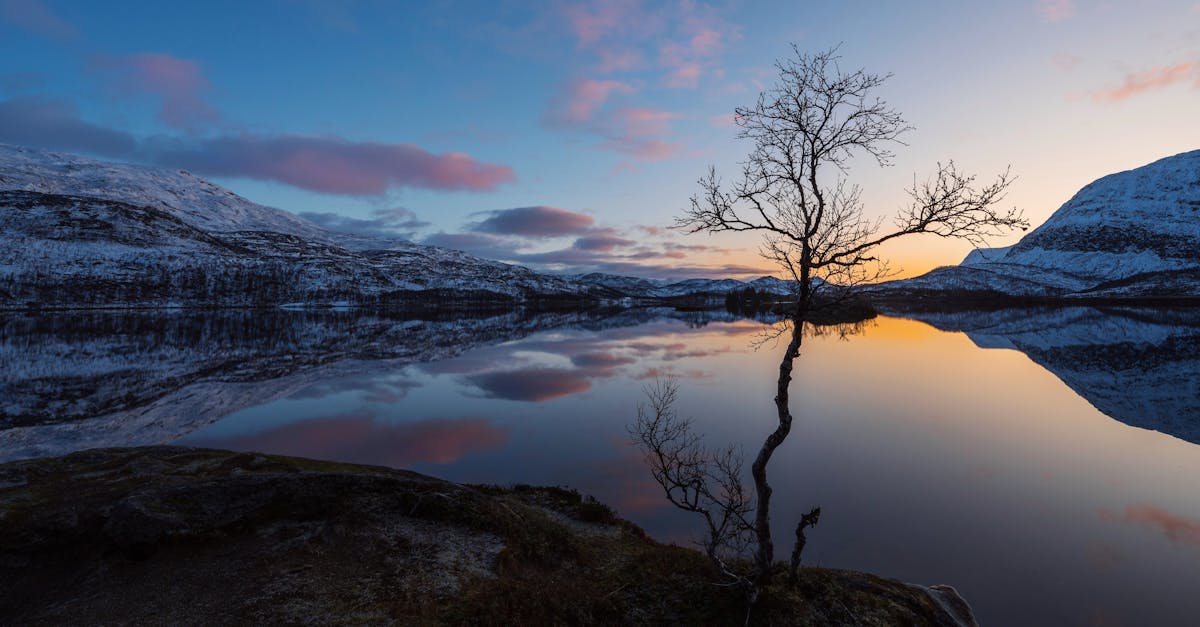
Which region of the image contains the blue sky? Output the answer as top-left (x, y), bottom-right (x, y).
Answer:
top-left (1, 0), bottom-right (1198, 278)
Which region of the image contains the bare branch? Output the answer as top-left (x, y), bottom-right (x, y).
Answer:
top-left (677, 44), bottom-right (1025, 312)
top-left (630, 378), bottom-right (757, 589)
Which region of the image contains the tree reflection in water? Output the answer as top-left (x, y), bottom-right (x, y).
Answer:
top-left (632, 315), bottom-right (870, 606)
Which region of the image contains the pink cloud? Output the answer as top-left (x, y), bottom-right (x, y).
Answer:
top-left (1036, 0), bottom-right (1074, 22)
top-left (688, 28), bottom-right (722, 55)
top-left (92, 53), bottom-right (219, 131)
top-left (1102, 504), bottom-right (1200, 546)
top-left (708, 113), bottom-right (737, 128)
top-left (598, 107), bottom-right (683, 160)
top-left (0, 0), bottom-right (76, 40)
top-left (610, 161), bottom-right (638, 176)
top-left (563, 1), bottom-right (630, 47)
top-left (601, 137), bottom-right (679, 160)
top-left (617, 107), bottom-right (681, 137)
top-left (1091, 61), bottom-right (1198, 103)
top-left (546, 78), bottom-right (636, 126)
top-left (1051, 51), bottom-right (1081, 72)
top-left (545, 2), bottom-right (735, 157)
top-left (597, 48), bottom-right (643, 73)
top-left (190, 414), bottom-right (510, 468)
top-left (153, 134), bottom-right (516, 194)
top-left (573, 233), bottom-right (635, 252)
top-left (664, 63), bottom-right (703, 88)
top-left (656, 18), bottom-right (729, 89)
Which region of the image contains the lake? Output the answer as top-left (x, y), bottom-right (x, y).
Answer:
top-left (2, 306), bottom-right (1198, 626)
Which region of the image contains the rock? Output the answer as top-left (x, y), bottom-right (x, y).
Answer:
top-left (0, 446), bottom-right (977, 625)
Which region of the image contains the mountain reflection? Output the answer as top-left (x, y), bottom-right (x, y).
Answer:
top-left (893, 307), bottom-right (1200, 444)
top-left (0, 307), bottom-right (757, 461)
top-left (4, 305), bottom-right (1199, 464)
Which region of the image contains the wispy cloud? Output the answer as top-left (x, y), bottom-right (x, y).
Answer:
top-left (544, 1), bottom-right (736, 160)
top-left (1051, 51), bottom-right (1081, 72)
top-left (563, 0), bottom-right (640, 47)
top-left (0, 0), bottom-right (76, 40)
top-left (1091, 61), bottom-right (1198, 103)
top-left (91, 53), bottom-right (220, 131)
top-left (573, 232), bottom-right (635, 252)
top-left (544, 78), bottom-right (636, 126)
top-left (1036, 0), bottom-right (1075, 23)
top-left (599, 106), bottom-right (682, 159)
top-left (657, 25), bottom-right (726, 89)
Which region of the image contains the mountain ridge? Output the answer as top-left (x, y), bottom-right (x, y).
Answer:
top-left (874, 150), bottom-right (1200, 300)
top-left (0, 144), bottom-right (799, 309)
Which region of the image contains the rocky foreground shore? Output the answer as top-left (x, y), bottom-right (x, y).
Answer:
top-left (0, 446), bottom-right (975, 625)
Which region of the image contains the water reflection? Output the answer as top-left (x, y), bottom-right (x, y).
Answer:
top-left (895, 306), bottom-right (1200, 443)
top-left (467, 368), bottom-right (595, 402)
top-left (2, 306), bottom-right (1199, 625)
top-left (0, 308), bottom-right (750, 460)
top-left (188, 414), bottom-right (510, 468)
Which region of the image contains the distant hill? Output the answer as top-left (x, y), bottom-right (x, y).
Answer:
top-left (874, 150), bottom-right (1200, 300)
top-left (0, 144), bottom-right (798, 310)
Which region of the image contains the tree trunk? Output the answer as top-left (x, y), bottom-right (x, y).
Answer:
top-left (749, 266), bottom-right (811, 584)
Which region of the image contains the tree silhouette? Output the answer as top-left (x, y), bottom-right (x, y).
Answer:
top-left (636, 44), bottom-right (1028, 611)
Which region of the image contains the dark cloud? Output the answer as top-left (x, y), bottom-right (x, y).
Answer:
top-left (298, 207), bottom-right (430, 240)
top-left (0, 96), bottom-right (517, 196)
top-left (467, 367), bottom-right (592, 402)
top-left (570, 351), bottom-right (636, 372)
top-left (0, 97), bottom-right (137, 156)
top-left (573, 233), bottom-right (635, 251)
top-left (421, 231), bottom-right (520, 261)
top-left (471, 205), bottom-right (594, 236)
top-left (421, 220), bottom-right (775, 279)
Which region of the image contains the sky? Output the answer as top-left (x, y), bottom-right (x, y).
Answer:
top-left (1, 0), bottom-right (1198, 280)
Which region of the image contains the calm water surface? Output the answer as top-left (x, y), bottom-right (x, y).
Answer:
top-left (3, 307), bottom-right (1198, 626)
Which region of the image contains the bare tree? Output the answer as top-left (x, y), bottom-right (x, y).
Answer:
top-left (636, 44), bottom-right (1028, 608)
top-left (680, 44), bottom-right (1026, 307)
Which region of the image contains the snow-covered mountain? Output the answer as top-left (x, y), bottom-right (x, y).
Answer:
top-left (566, 272), bottom-right (802, 299)
top-left (0, 144), bottom-right (332, 240)
top-left (0, 144), bottom-right (804, 309)
top-left (893, 306), bottom-right (1200, 444)
top-left (874, 150), bottom-right (1200, 299)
